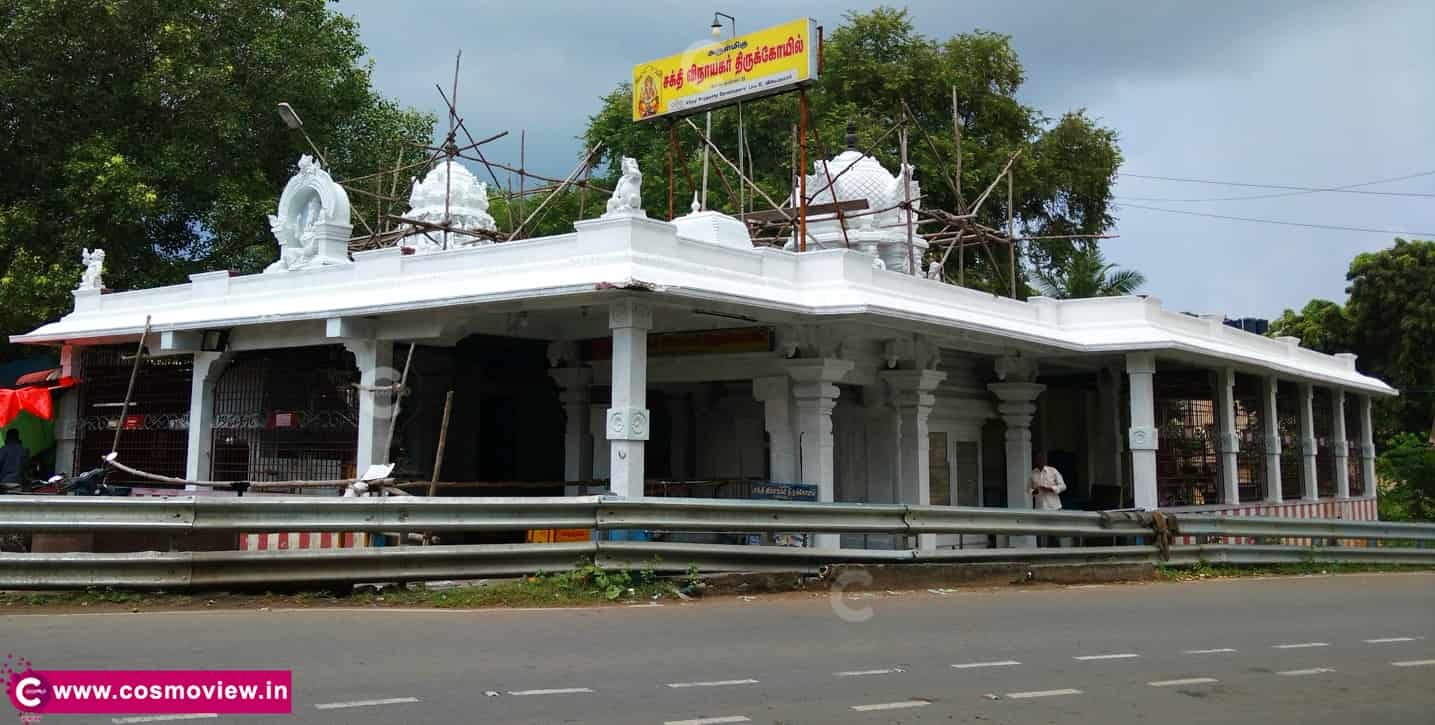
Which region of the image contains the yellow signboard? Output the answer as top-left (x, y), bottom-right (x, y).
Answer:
top-left (632, 17), bottom-right (819, 122)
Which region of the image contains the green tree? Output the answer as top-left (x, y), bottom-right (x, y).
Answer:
top-left (581, 7), bottom-right (1124, 296)
top-left (1031, 242), bottom-right (1145, 299)
top-left (1267, 299), bottom-right (1351, 354)
top-left (1376, 433), bottom-right (1435, 521)
top-left (1267, 238), bottom-right (1434, 444)
top-left (0, 0), bottom-right (433, 356)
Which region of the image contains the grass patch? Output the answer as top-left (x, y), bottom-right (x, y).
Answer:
top-left (1157, 559), bottom-right (1435, 581)
top-left (0, 588), bottom-right (156, 608)
top-left (369, 560), bottom-right (691, 608)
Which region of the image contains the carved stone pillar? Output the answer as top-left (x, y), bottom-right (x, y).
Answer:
top-left (787, 358), bottom-right (854, 549)
top-left (884, 369), bottom-right (947, 552)
top-left (1125, 352), bottom-right (1158, 510)
top-left (346, 340), bottom-right (394, 473)
top-left (1262, 376), bottom-right (1283, 503)
top-left (186, 351), bottom-right (233, 483)
top-left (1215, 367), bottom-right (1240, 505)
top-left (1331, 388), bottom-right (1350, 499)
top-left (753, 376), bottom-right (798, 485)
top-left (1358, 394), bottom-right (1377, 500)
top-left (589, 405), bottom-right (610, 482)
top-left (606, 301), bottom-right (652, 499)
top-left (549, 367), bottom-right (593, 494)
top-left (1298, 382), bottom-right (1318, 500)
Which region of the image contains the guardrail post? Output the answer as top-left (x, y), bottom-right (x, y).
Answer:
top-left (606, 301), bottom-right (652, 499)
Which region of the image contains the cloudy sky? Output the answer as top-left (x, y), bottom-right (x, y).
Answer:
top-left (336, 0), bottom-right (1434, 319)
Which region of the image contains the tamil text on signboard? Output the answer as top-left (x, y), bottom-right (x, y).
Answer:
top-left (632, 17), bottom-right (819, 122)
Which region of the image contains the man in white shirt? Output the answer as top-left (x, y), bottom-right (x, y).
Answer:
top-left (1029, 452), bottom-right (1066, 510)
top-left (1029, 452), bottom-right (1067, 547)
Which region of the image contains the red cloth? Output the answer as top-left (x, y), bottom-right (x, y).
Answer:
top-left (0, 387), bottom-right (54, 426)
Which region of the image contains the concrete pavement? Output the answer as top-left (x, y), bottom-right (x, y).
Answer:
top-left (1, 572), bottom-right (1431, 723)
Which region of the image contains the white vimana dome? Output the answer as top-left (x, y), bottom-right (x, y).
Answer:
top-left (403, 160), bottom-right (497, 252)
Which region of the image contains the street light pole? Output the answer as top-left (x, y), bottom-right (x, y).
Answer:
top-left (702, 12), bottom-right (736, 213)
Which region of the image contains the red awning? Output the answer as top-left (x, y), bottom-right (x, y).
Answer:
top-left (14, 368), bottom-right (60, 386)
top-left (0, 387), bottom-right (54, 426)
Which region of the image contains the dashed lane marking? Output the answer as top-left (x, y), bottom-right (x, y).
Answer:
top-left (1392, 660), bottom-right (1435, 667)
top-left (835, 668), bottom-right (903, 677)
top-left (314, 697), bottom-right (420, 710)
top-left (506, 688), bottom-right (594, 696)
top-left (1073, 653), bottom-right (1141, 661)
top-left (1149, 678), bottom-right (1219, 687)
top-left (952, 660), bottom-right (1022, 669)
top-left (1365, 637), bottom-right (1417, 643)
top-left (1277, 668), bottom-right (1336, 676)
top-left (664, 717), bottom-right (752, 725)
top-left (1184, 648), bottom-right (1238, 654)
top-left (851, 700), bottom-right (930, 712)
top-left (1005, 689), bottom-right (1083, 699)
top-left (1273, 642), bottom-right (1328, 649)
top-left (666, 679), bottom-right (760, 689)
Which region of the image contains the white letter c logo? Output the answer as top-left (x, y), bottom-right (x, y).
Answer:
top-left (16, 676), bottom-right (43, 708)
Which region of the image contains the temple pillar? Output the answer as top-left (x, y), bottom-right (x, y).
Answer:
top-left (1262, 376), bottom-right (1283, 503)
top-left (884, 369), bottom-right (947, 551)
top-left (1125, 353), bottom-right (1158, 510)
top-left (346, 340), bottom-right (394, 473)
top-left (185, 351), bottom-right (233, 483)
top-left (753, 376), bottom-right (798, 485)
top-left (550, 367), bottom-right (593, 495)
top-left (786, 358), bottom-right (854, 550)
top-left (1358, 395), bottom-right (1377, 501)
top-left (1298, 382), bottom-right (1318, 500)
top-left (606, 301), bottom-right (651, 499)
top-left (1215, 367), bottom-right (1240, 505)
top-left (988, 377), bottom-right (1045, 547)
top-left (1331, 388), bottom-right (1350, 499)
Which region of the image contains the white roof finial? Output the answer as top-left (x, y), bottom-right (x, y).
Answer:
top-left (691, 192), bottom-right (701, 214)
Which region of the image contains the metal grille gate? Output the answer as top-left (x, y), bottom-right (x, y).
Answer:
top-left (210, 346), bottom-right (359, 482)
top-left (76, 347), bottom-right (192, 484)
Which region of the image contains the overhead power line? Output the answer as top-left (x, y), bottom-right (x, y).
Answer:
top-left (1119, 202), bottom-right (1435, 237)
top-left (1117, 169), bottom-right (1435, 202)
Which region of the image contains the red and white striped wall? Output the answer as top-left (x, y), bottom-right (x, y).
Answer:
top-left (1168, 497), bottom-right (1378, 546)
top-left (240, 532), bottom-right (369, 551)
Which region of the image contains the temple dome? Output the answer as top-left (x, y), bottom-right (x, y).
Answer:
top-left (403, 160), bottom-right (496, 252)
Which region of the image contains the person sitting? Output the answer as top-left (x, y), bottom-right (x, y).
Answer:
top-left (0, 429), bottom-right (30, 492)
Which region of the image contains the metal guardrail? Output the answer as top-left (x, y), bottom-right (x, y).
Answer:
top-left (1, 496), bottom-right (1432, 589)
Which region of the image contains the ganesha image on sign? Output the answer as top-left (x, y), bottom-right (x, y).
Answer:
top-left (635, 67), bottom-right (662, 119)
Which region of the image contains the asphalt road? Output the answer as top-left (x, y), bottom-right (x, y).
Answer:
top-left (2, 572), bottom-right (1432, 724)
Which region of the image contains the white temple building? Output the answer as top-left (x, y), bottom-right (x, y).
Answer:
top-left (14, 146), bottom-right (1393, 550)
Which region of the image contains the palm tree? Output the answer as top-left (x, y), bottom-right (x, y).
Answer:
top-left (1033, 243), bottom-right (1146, 299)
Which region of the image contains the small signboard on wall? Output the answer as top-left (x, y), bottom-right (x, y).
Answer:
top-left (747, 481), bottom-right (818, 546)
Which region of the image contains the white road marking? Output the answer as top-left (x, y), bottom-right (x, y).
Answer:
top-left (952, 660), bottom-right (1022, 669)
top-left (1184, 648), bottom-right (1238, 654)
top-left (666, 679), bottom-right (760, 689)
top-left (835, 668), bottom-right (903, 677)
top-left (1273, 642), bottom-right (1328, 649)
top-left (507, 688), bottom-right (594, 696)
top-left (313, 697), bottom-right (420, 710)
top-left (1277, 668), bottom-right (1336, 676)
top-left (1365, 637), bottom-right (1417, 643)
top-left (1073, 653), bottom-right (1141, 661)
top-left (1006, 688), bottom-right (1083, 699)
top-left (1392, 660), bottom-right (1435, 667)
top-left (112, 716), bottom-right (217, 724)
top-left (664, 717), bottom-right (752, 725)
top-left (1148, 677), bottom-right (1219, 687)
top-left (851, 700), bottom-right (930, 712)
